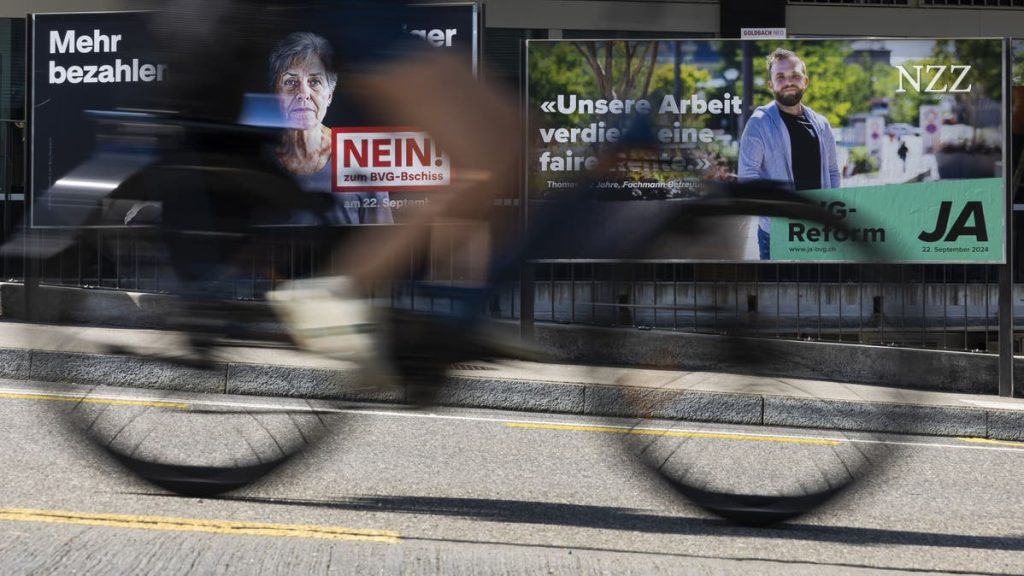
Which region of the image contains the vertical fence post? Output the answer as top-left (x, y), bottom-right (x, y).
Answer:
top-left (520, 261), bottom-right (534, 341)
top-left (24, 231), bottom-right (38, 322)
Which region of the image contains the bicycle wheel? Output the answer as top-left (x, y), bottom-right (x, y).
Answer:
top-left (593, 182), bottom-right (908, 526)
top-left (54, 383), bottom-right (337, 497)
top-left (26, 141), bottom-right (368, 497)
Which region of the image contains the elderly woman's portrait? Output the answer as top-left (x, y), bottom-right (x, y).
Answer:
top-left (267, 31), bottom-right (392, 224)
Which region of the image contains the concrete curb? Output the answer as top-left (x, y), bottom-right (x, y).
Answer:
top-left (13, 345), bottom-right (1024, 442)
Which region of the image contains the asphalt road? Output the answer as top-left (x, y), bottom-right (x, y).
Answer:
top-left (2, 379), bottom-right (1024, 575)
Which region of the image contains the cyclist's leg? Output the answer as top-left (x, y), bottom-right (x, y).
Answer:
top-left (328, 52), bottom-right (519, 290)
top-left (270, 52), bottom-right (519, 370)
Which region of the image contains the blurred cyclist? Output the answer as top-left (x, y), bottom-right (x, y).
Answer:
top-left (146, 0), bottom-right (518, 363)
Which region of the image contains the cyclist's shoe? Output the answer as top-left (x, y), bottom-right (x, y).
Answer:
top-left (267, 276), bottom-right (377, 360)
top-left (268, 276), bottom-right (404, 395)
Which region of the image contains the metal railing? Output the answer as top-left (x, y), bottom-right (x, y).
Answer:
top-left (532, 262), bottom-right (1009, 352)
top-left (8, 222), bottom-right (1012, 354)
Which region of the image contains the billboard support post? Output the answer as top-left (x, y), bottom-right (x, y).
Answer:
top-left (521, 35), bottom-right (534, 343)
top-left (741, 41), bottom-right (753, 135)
top-left (999, 39), bottom-right (1015, 398)
top-left (999, 265), bottom-right (1013, 396)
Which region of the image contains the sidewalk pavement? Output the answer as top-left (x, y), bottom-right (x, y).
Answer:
top-left (2, 320), bottom-right (1024, 441)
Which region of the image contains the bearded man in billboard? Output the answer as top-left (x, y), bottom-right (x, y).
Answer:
top-left (738, 48), bottom-right (839, 260)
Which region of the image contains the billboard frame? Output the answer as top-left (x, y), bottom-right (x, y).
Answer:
top-left (26, 3), bottom-right (482, 230)
top-left (523, 36), bottom-right (1010, 265)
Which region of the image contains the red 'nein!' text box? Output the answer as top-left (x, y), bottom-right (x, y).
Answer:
top-left (333, 127), bottom-right (450, 191)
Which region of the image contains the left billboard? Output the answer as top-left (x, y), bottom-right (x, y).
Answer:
top-left (29, 5), bottom-right (479, 228)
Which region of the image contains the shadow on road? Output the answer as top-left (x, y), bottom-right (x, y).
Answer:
top-left (134, 491), bottom-right (1024, 554)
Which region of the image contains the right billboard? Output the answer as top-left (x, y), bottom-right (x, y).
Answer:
top-left (526, 39), bottom-right (1005, 263)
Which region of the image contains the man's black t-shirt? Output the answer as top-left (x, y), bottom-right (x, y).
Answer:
top-left (780, 108), bottom-right (821, 191)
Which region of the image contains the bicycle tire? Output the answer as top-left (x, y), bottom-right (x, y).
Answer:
top-left (596, 182), bottom-right (908, 526)
top-left (35, 149), bottom-right (355, 498)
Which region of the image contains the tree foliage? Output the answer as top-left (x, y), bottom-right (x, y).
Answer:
top-left (528, 42), bottom-right (597, 125)
top-left (573, 41), bottom-right (660, 101)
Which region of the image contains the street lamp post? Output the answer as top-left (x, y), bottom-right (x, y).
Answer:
top-left (723, 67), bottom-right (739, 137)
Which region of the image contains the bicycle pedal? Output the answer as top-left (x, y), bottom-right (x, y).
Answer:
top-left (100, 342), bottom-right (220, 369)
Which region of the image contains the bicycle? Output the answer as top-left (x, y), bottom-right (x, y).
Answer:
top-left (16, 1), bottom-right (908, 528)
top-left (27, 143), bottom-right (902, 527)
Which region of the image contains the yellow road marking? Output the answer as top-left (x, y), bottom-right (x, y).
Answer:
top-left (960, 437), bottom-right (1024, 448)
top-left (0, 507), bottom-right (399, 544)
top-left (0, 391), bottom-right (188, 410)
top-left (504, 422), bottom-right (841, 446)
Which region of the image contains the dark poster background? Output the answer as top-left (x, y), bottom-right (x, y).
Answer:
top-left (30, 12), bottom-right (160, 227)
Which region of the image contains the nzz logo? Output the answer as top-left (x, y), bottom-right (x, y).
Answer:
top-left (895, 64), bottom-right (971, 93)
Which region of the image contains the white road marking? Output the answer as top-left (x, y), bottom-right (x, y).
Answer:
top-left (2, 384), bottom-right (1023, 453)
